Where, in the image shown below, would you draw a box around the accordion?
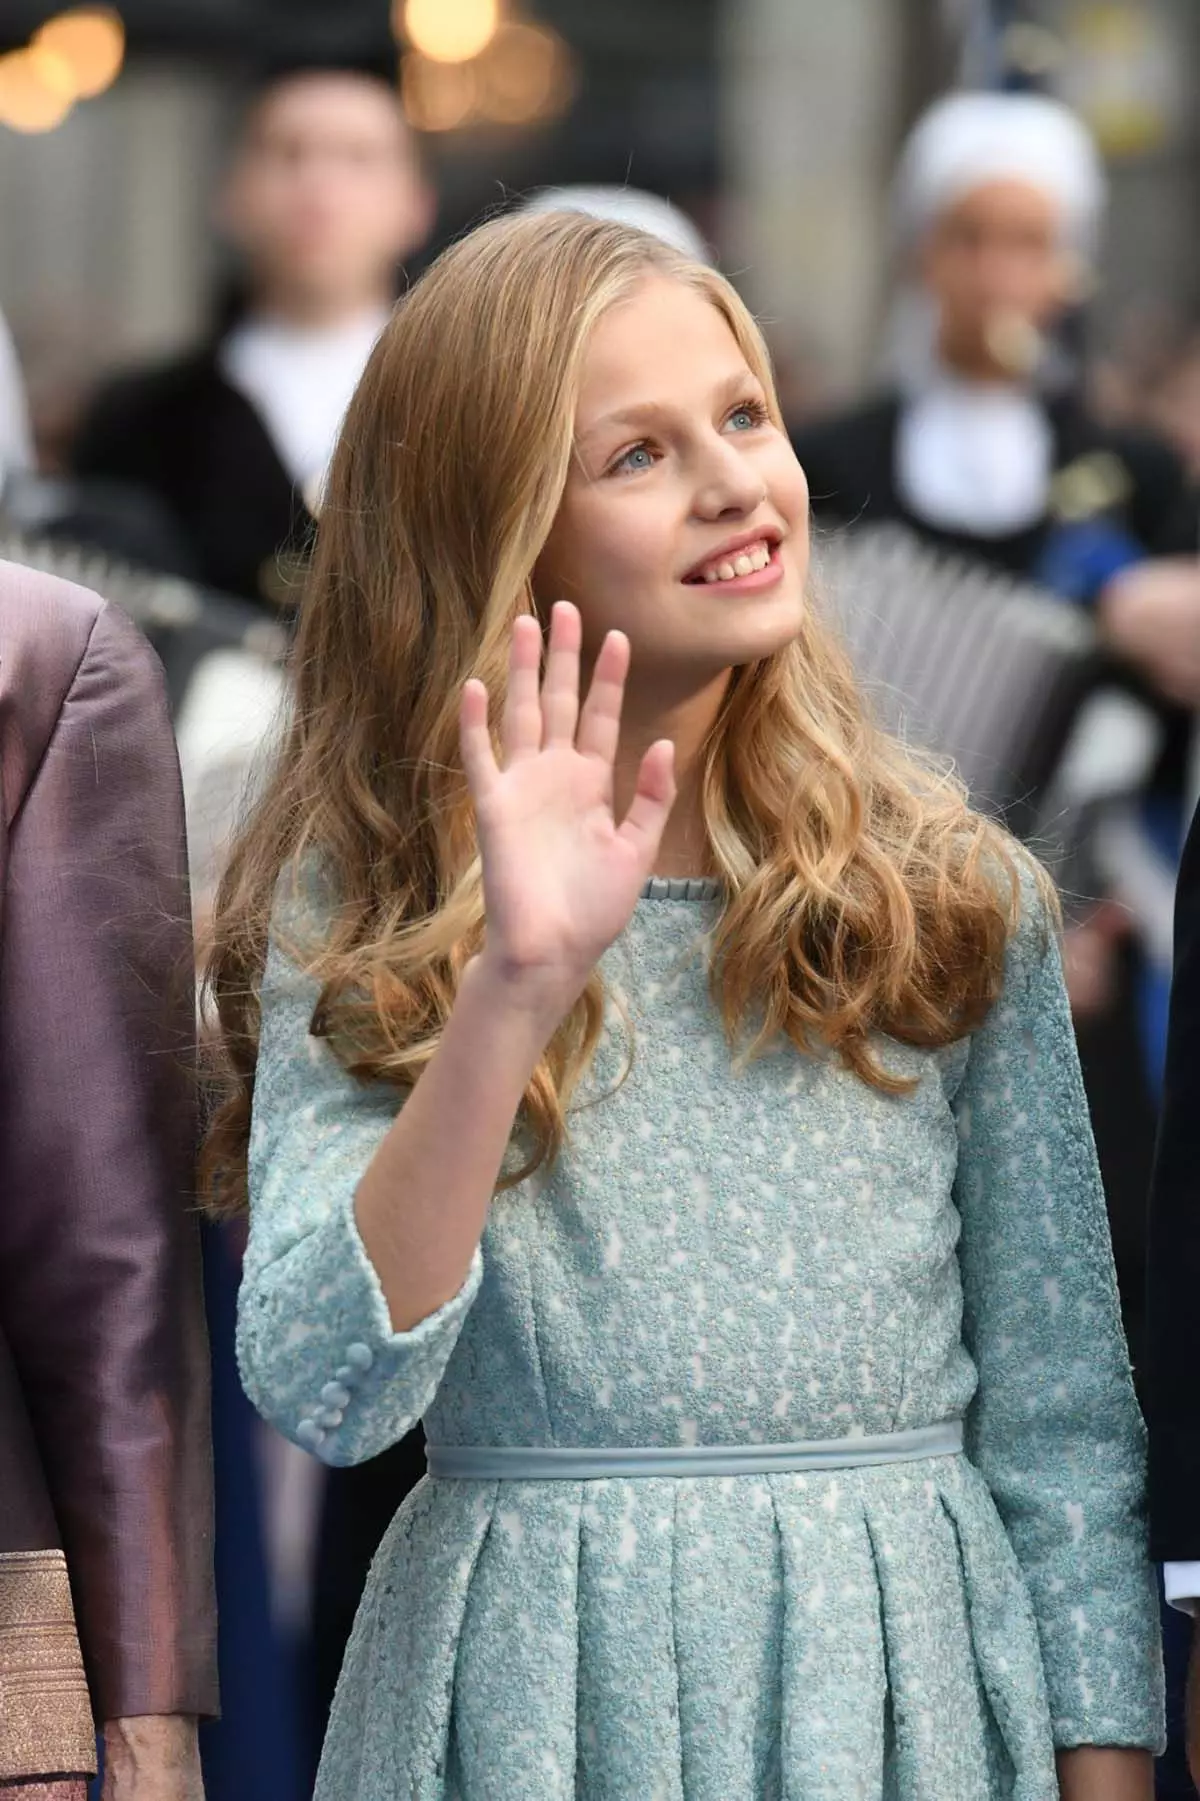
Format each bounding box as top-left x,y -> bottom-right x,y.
815,522 -> 1105,835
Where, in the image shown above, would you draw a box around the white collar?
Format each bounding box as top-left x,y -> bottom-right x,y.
896,373 -> 1053,537
219,307 -> 391,504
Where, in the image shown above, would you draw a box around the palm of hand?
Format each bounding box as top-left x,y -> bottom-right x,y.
475,747 -> 653,972
460,605 -> 676,998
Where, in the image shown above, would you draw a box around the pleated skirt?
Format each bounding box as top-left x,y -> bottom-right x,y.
315,1453 -> 1059,1801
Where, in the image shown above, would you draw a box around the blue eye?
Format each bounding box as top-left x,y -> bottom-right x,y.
614,444 -> 655,475
727,401 -> 766,431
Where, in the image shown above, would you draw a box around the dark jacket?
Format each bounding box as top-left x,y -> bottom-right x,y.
0,564 -> 218,1779
791,388 -> 1198,578
71,348 -> 312,611
794,386 -> 1200,844
1147,799 -> 1200,1559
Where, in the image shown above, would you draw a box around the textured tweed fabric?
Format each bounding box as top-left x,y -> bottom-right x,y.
239,868 -> 1162,1799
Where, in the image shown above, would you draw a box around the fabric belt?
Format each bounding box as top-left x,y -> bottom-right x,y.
425,1420 -> 963,1482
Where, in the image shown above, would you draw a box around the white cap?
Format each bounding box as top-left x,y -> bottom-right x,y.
518,185 -> 711,264
893,91 -> 1106,259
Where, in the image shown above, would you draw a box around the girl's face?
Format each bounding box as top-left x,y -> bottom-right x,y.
535,276 -> 809,692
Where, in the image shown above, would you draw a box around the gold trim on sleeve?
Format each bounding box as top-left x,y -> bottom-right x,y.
0,1551 -> 95,1781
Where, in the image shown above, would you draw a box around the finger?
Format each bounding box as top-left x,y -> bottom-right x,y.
540,601 -> 582,747
500,615 -> 545,766
575,630 -> 631,766
459,679 -> 499,802
615,739 -> 677,864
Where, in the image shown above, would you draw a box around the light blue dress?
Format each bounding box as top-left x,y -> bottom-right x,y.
238,868 -> 1163,1800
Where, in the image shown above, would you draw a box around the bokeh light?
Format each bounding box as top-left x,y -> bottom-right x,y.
28,44 -> 78,100
0,48 -> 75,132
474,21 -> 574,126
401,53 -> 478,132
34,8 -> 126,101
399,0 -> 500,66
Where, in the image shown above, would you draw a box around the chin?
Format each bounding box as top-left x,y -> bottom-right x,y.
727,590 -> 806,660
630,583 -> 805,681
730,631 -> 801,671
701,622 -> 801,679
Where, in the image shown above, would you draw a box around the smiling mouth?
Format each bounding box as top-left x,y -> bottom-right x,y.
683,537 -> 780,585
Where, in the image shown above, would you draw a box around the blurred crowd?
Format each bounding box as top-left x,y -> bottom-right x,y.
4,31 -> 1200,1801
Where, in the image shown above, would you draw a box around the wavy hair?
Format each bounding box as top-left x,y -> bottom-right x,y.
201,209 -> 1042,1215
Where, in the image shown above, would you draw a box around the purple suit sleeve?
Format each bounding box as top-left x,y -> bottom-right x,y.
0,602 -> 218,1720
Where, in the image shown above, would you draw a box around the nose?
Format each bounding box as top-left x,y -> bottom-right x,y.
691,432 -> 766,521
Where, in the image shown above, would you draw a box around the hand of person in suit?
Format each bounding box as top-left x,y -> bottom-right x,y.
101,1716 -> 204,1801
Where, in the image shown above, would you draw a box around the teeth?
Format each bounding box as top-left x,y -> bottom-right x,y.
696,539 -> 774,583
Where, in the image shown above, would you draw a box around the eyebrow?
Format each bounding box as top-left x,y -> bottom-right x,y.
577,366 -> 762,448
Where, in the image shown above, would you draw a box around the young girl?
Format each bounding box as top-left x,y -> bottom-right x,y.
204,211 -> 1162,1799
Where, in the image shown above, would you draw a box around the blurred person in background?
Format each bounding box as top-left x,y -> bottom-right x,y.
0,564 -> 216,1799
792,91 -> 1200,712
71,58 -> 434,613
792,92 -> 1195,593
66,54 -> 435,924
792,90 -> 1200,1327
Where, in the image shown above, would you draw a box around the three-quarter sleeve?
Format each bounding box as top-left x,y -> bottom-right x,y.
952,871 -> 1163,1751
236,926 -> 482,1468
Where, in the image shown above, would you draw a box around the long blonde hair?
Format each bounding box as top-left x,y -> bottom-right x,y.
202,209 -> 1038,1215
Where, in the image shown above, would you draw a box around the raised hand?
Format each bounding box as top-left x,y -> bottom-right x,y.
459,602 -> 675,1015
